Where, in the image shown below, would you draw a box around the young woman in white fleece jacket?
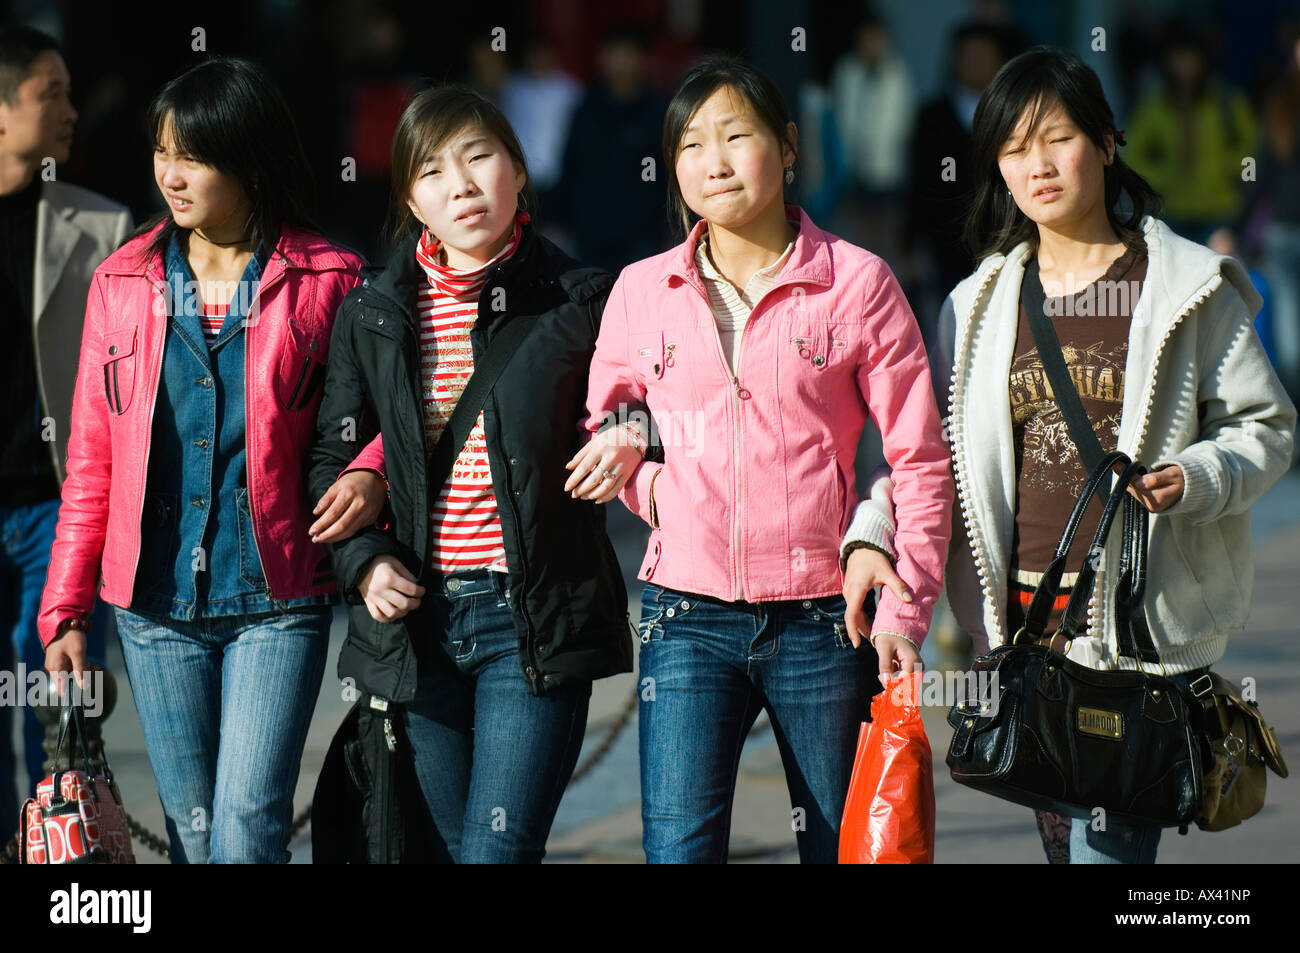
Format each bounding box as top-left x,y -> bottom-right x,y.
881,48 -> 1295,864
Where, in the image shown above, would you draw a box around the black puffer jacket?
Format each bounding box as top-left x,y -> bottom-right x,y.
307,223 -> 634,699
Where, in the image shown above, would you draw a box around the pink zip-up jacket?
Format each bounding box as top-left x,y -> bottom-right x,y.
37,222 -> 364,647
583,207 -> 953,645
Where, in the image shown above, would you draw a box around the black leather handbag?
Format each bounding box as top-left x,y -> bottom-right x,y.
946,450 -> 1209,830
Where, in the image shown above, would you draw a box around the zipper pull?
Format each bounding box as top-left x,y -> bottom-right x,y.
732,375 -> 751,400
382,717 -> 397,752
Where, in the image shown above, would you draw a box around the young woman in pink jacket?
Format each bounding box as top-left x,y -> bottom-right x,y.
570,58 -> 954,863
38,59 -> 363,862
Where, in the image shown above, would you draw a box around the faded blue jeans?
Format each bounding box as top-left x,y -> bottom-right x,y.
636,583 -> 879,863
401,569 -> 591,863
114,604 -> 330,863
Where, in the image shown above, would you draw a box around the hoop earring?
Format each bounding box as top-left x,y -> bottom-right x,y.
517,191 -> 531,216
784,165 -> 794,184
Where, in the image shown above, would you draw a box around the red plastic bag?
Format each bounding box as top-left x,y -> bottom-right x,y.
838,671 -> 935,863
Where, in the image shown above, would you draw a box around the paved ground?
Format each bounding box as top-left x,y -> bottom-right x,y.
13,471 -> 1300,864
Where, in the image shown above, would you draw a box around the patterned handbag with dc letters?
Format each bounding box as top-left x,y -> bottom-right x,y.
20,698 -> 134,864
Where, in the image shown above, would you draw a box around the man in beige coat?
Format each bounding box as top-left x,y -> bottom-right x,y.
0,24 -> 131,822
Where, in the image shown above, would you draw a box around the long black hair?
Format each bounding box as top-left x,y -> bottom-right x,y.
136,57 -> 317,263
662,57 -> 797,239
963,47 -> 1161,261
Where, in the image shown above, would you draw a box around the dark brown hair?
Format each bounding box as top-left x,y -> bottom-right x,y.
964,47 -> 1161,261
387,84 -> 537,247
662,57 -> 797,239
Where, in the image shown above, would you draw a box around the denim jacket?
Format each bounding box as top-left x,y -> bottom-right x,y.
131,233 -> 331,619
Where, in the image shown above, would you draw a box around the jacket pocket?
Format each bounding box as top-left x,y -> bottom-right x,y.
277,318 -> 328,411
101,327 -> 137,415
236,486 -> 268,588
1165,516 -> 1241,633
786,322 -> 840,374
640,530 -> 663,581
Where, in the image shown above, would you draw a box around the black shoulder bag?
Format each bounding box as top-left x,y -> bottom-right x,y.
944,259 -> 1210,831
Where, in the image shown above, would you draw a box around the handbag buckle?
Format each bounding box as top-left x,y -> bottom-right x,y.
1189,673 -> 1214,699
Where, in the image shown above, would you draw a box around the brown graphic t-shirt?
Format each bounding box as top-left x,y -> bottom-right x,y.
1004,238 -> 1148,641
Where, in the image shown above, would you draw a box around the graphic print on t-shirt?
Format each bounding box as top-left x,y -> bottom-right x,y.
1009,338 -> 1126,494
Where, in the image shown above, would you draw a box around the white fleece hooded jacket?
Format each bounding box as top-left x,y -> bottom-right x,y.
929,216 -> 1296,673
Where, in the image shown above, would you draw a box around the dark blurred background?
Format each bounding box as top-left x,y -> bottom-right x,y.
10,0 -> 1300,407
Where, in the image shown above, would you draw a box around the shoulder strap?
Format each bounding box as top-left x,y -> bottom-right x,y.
1020,258 -> 1111,497
426,315 -> 535,500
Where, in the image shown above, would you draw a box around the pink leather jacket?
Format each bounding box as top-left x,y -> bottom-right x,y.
38,222 -> 363,647
583,207 -> 953,645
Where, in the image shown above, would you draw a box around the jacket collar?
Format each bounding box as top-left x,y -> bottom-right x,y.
965,216 -> 1260,337
363,218 -> 546,315
661,204 -> 834,293
98,219 -> 356,283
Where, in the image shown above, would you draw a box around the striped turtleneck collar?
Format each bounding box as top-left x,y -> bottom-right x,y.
415,212 -> 528,297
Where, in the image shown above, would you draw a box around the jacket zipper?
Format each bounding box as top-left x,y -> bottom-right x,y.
127,277 -> 169,594
684,273 -> 809,601
478,299 -> 542,690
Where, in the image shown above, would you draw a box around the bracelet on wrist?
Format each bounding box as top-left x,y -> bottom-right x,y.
869,630 -> 919,652
57,616 -> 88,637
620,422 -> 648,456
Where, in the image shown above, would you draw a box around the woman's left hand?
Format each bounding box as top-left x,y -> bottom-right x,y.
1127,464 -> 1183,513
565,428 -> 642,503
310,469 -> 387,543
873,635 -> 922,688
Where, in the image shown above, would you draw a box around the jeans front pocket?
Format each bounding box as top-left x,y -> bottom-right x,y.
443,595 -> 477,663
796,593 -> 857,650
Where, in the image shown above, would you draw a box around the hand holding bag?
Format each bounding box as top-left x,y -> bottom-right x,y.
20,696 -> 134,864
840,671 -> 936,863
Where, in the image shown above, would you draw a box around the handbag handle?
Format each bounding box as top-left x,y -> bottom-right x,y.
1019,448 -> 1129,639
1056,457 -> 1148,643
53,692 -> 115,800
1114,490 -> 1162,664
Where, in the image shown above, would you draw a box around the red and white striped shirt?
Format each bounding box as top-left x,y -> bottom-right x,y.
413,215 -> 526,574
201,302 -> 226,345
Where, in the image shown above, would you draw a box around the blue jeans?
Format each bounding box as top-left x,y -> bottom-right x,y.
1067,667 -> 1209,864
637,583 -> 878,863
114,604 -> 329,863
0,499 -> 109,822
401,569 -> 591,863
